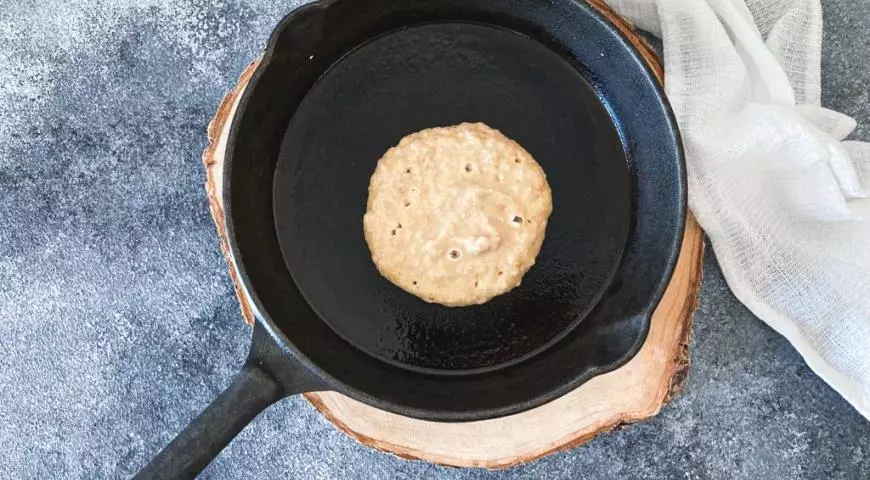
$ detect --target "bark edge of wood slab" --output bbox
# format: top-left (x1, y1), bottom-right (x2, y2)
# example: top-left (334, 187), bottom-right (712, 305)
top-left (202, 1), bottom-right (704, 469)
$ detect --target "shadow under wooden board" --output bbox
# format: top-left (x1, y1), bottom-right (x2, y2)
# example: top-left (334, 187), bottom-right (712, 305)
top-left (202, 0), bottom-right (704, 469)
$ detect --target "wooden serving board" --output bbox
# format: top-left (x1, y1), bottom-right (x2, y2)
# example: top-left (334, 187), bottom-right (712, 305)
top-left (203, 0), bottom-right (704, 469)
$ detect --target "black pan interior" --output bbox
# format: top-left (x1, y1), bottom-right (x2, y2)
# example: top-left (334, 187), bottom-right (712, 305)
top-left (225, 0), bottom-right (685, 420)
top-left (274, 22), bottom-right (631, 373)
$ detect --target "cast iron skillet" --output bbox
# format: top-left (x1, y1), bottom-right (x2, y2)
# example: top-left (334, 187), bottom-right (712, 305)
top-left (136, 0), bottom-right (685, 477)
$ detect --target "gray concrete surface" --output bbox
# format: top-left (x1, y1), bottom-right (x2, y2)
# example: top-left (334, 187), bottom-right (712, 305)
top-left (1, 1), bottom-right (868, 479)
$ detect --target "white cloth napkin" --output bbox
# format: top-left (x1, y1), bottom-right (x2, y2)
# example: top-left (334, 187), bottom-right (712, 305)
top-left (605, 0), bottom-right (870, 418)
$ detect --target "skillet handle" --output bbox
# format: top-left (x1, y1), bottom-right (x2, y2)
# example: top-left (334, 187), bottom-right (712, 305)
top-left (134, 323), bottom-right (325, 480)
top-left (133, 361), bottom-right (284, 480)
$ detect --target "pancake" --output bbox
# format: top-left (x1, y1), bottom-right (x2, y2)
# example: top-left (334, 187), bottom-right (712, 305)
top-left (363, 123), bottom-right (553, 307)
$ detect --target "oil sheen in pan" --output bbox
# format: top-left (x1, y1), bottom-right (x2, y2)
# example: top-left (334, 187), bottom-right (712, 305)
top-left (273, 22), bottom-right (632, 375)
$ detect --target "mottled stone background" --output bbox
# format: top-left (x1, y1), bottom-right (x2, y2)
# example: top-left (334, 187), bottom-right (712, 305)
top-left (1, 1), bottom-right (868, 479)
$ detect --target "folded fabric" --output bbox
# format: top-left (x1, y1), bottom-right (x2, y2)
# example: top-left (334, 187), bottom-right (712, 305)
top-left (606, 0), bottom-right (870, 418)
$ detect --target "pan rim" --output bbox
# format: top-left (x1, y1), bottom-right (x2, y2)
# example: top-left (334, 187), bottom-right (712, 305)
top-left (223, 0), bottom-right (686, 421)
